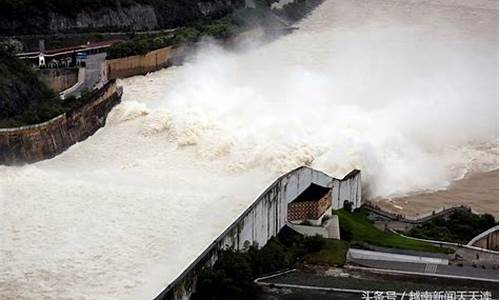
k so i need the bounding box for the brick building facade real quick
[287,183,332,223]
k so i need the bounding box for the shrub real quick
[191,232,334,299]
[192,238,292,300]
[106,16,238,59]
[343,200,353,213]
[200,18,235,39]
[407,209,498,244]
[339,225,353,241]
[171,27,201,44]
[0,47,64,127]
[302,235,325,253]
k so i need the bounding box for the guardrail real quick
[467,225,499,246]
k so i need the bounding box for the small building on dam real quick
[154,166,362,300]
[287,183,333,226]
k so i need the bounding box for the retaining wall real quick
[468,226,499,251]
[38,67,79,93]
[154,166,361,300]
[60,68,86,99]
[0,80,122,165]
[287,215,340,239]
[347,248,449,265]
[107,46,182,79]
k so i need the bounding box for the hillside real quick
[0,46,62,127]
[0,0,245,35]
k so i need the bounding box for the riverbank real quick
[0,80,122,165]
[375,170,499,220]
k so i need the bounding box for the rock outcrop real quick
[0,0,245,35]
[48,5,158,33]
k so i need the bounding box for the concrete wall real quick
[154,166,361,300]
[347,249,449,265]
[38,67,79,93]
[469,226,499,251]
[60,68,86,99]
[332,169,362,209]
[287,222,329,238]
[0,80,122,165]
[287,215,340,239]
[107,46,178,79]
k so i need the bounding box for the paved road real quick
[259,269,498,298]
[70,53,107,97]
[350,258,499,281]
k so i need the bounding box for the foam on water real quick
[0,0,498,299]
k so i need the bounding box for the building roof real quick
[291,183,331,203]
[342,169,360,180]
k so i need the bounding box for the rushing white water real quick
[0,0,498,299]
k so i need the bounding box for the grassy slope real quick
[335,209,450,254]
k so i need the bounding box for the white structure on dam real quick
[155,166,361,300]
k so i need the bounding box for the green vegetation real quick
[106,0,295,60]
[192,232,346,300]
[334,208,450,254]
[407,208,498,244]
[303,239,349,266]
[0,46,92,128]
[106,17,237,59]
[0,0,243,35]
[0,45,61,127]
[273,0,324,22]
[107,34,174,59]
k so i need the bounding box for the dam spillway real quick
[0,0,498,299]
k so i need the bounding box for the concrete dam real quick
[0,0,497,299]
[155,166,361,299]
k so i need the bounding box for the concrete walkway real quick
[70,53,107,97]
[287,216,340,239]
[348,248,449,265]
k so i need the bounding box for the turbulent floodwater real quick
[1,0,498,299]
